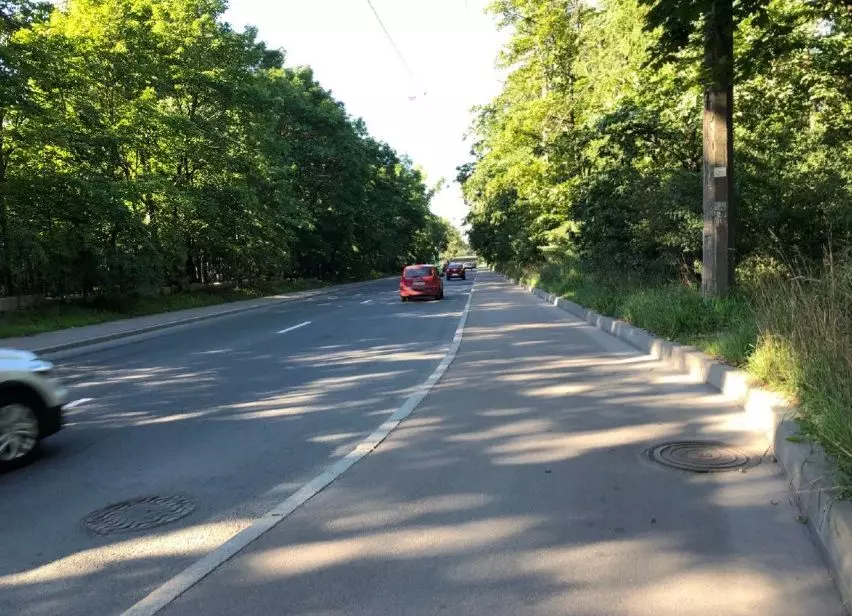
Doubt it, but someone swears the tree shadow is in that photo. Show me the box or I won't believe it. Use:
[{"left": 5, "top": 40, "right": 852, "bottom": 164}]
[
  {"left": 0, "top": 273, "right": 843, "bottom": 616},
  {"left": 150, "top": 272, "right": 844, "bottom": 615},
  {"left": 0, "top": 289, "right": 469, "bottom": 615}
]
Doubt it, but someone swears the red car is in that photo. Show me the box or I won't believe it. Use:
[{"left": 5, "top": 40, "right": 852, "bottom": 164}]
[
  {"left": 400, "top": 264, "right": 444, "bottom": 301},
  {"left": 445, "top": 262, "right": 466, "bottom": 280}
]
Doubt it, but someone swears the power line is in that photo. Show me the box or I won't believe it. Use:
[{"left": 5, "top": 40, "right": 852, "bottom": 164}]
[{"left": 364, "top": 0, "right": 426, "bottom": 98}]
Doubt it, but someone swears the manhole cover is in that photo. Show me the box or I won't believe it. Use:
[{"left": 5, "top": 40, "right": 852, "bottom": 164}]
[
  {"left": 646, "top": 441, "right": 757, "bottom": 473},
  {"left": 83, "top": 495, "right": 195, "bottom": 535}
]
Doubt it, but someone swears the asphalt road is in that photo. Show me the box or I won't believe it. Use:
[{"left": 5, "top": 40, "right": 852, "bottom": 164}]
[
  {"left": 0, "top": 275, "right": 475, "bottom": 616},
  {"left": 1, "top": 271, "right": 845, "bottom": 616},
  {"left": 159, "top": 272, "right": 843, "bottom": 616}
]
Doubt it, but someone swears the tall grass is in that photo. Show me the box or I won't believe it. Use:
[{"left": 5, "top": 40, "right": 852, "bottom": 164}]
[{"left": 752, "top": 256, "right": 852, "bottom": 482}]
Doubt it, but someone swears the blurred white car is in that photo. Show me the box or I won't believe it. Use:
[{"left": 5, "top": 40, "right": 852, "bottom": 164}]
[{"left": 0, "top": 349, "right": 67, "bottom": 470}]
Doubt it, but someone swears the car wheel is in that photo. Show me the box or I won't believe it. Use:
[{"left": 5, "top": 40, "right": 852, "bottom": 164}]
[
  {"left": 0, "top": 391, "right": 42, "bottom": 471},
  {"left": 400, "top": 296, "right": 407, "bottom": 302}
]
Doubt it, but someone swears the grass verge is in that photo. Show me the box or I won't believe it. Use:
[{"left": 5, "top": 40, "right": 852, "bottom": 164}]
[
  {"left": 505, "top": 254, "right": 852, "bottom": 485},
  {"left": 0, "top": 278, "right": 335, "bottom": 339},
  {"left": 511, "top": 258, "right": 757, "bottom": 366}
]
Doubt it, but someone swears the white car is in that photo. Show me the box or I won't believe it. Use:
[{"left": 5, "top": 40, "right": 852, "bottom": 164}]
[{"left": 0, "top": 349, "right": 67, "bottom": 470}]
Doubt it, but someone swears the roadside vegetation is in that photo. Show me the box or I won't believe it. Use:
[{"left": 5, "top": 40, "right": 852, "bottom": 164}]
[
  {"left": 508, "top": 256, "right": 757, "bottom": 366},
  {"left": 0, "top": 277, "right": 339, "bottom": 338},
  {"left": 460, "top": 1, "right": 852, "bottom": 479},
  {"left": 0, "top": 1, "right": 453, "bottom": 308}
]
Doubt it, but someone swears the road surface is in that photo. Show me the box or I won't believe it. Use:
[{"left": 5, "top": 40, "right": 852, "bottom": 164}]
[
  {"left": 0, "top": 275, "right": 473, "bottom": 616},
  {"left": 1, "top": 271, "right": 845, "bottom": 616}
]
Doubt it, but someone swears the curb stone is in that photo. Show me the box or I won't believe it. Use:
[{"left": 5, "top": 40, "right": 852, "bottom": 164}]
[
  {"left": 504, "top": 274, "right": 852, "bottom": 609},
  {"left": 17, "top": 277, "right": 396, "bottom": 357}
]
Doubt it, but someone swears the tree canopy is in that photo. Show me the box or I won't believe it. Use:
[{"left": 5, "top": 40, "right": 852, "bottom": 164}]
[
  {"left": 461, "top": 0, "right": 851, "bottom": 280},
  {"left": 0, "top": 0, "right": 446, "bottom": 298}
]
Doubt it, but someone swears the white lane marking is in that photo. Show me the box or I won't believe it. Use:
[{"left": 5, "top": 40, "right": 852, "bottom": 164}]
[
  {"left": 64, "top": 397, "right": 94, "bottom": 410},
  {"left": 121, "top": 284, "right": 477, "bottom": 616},
  {"left": 277, "top": 321, "right": 311, "bottom": 335},
  {"left": 360, "top": 299, "right": 373, "bottom": 305},
  {"left": 62, "top": 398, "right": 94, "bottom": 411}
]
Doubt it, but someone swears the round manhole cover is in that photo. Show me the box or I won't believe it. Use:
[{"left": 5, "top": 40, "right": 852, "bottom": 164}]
[
  {"left": 646, "top": 441, "right": 757, "bottom": 473},
  {"left": 83, "top": 495, "right": 195, "bottom": 535}
]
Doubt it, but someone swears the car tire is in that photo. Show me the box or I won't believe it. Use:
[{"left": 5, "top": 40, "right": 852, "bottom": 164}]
[
  {"left": 400, "top": 296, "right": 407, "bottom": 302},
  {"left": 0, "top": 389, "right": 43, "bottom": 472}
]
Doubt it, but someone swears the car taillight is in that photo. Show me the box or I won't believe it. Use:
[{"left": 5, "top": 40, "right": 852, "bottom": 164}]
[{"left": 402, "top": 278, "right": 412, "bottom": 286}]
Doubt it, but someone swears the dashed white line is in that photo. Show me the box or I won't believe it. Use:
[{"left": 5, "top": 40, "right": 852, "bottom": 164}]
[
  {"left": 64, "top": 397, "right": 94, "bottom": 410},
  {"left": 360, "top": 299, "right": 373, "bottom": 305},
  {"left": 121, "top": 283, "right": 477, "bottom": 616},
  {"left": 277, "top": 321, "right": 311, "bottom": 335}
]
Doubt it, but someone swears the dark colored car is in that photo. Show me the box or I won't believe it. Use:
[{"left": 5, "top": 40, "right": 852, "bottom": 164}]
[
  {"left": 445, "top": 262, "right": 466, "bottom": 280},
  {"left": 400, "top": 264, "right": 444, "bottom": 301}
]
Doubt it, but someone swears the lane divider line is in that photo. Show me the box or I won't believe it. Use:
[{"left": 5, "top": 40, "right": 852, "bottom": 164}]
[
  {"left": 121, "top": 286, "right": 477, "bottom": 616},
  {"left": 277, "top": 321, "right": 312, "bottom": 335},
  {"left": 63, "top": 397, "right": 94, "bottom": 410}
]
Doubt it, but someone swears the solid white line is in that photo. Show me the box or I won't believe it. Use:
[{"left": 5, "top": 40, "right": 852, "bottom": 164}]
[
  {"left": 276, "top": 321, "right": 311, "bottom": 335},
  {"left": 121, "top": 286, "right": 476, "bottom": 616}
]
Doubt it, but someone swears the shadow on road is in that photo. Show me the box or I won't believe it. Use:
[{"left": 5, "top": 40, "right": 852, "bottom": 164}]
[
  {"left": 154, "top": 275, "right": 841, "bottom": 616},
  {"left": 1, "top": 275, "right": 841, "bottom": 616}
]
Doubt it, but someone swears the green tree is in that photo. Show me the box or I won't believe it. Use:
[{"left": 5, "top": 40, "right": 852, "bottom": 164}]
[
  {"left": 461, "top": 0, "right": 851, "bottom": 283},
  {"left": 0, "top": 0, "right": 444, "bottom": 302}
]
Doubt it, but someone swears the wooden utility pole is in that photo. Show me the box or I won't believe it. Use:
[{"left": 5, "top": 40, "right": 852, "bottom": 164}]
[{"left": 701, "top": 0, "right": 735, "bottom": 297}]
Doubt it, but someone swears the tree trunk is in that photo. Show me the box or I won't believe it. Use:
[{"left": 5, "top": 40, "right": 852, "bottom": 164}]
[{"left": 701, "top": 0, "right": 735, "bottom": 298}]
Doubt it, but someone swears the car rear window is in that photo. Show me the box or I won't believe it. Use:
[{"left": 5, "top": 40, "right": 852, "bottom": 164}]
[
  {"left": 448, "top": 262, "right": 462, "bottom": 268},
  {"left": 404, "top": 266, "right": 432, "bottom": 277}
]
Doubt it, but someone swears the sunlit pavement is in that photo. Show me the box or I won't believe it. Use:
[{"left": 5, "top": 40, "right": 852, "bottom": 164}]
[
  {"left": 0, "top": 276, "right": 474, "bottom": 616},
  {"left": 159, "top": 271, "right": 843, "bottom": 616},
  {"left": 1, "top": 271, "right": 844, "bottom": 616}
]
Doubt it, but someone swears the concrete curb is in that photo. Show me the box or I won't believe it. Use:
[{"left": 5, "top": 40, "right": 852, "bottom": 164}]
[
  {"left": 504, "top": 274, "right": 852, "bottom": 608},
  {"left": 26, "top": 277, "right": 395, "bottom": 356}
]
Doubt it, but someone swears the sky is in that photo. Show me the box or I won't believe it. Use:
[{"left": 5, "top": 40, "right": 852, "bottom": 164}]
[{"left": 223, "top": 0, "right": 508, "bottom": 230}]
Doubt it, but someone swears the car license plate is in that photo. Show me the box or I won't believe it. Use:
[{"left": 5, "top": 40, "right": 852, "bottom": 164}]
[{"left": 413, "top": 282, "right": 425, "bottom": 289}]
